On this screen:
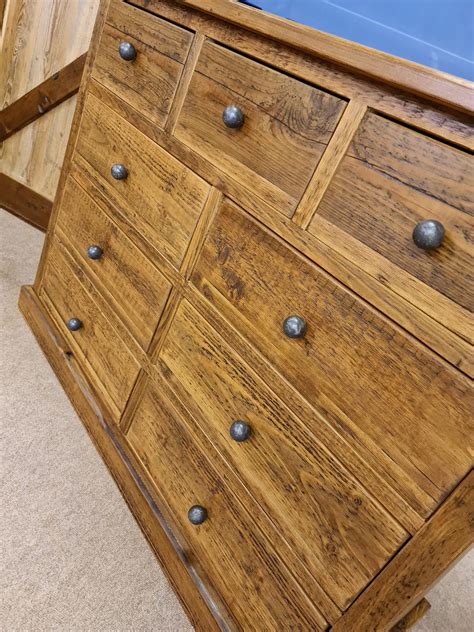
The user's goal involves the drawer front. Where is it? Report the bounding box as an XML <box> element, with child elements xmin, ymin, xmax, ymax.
<box><xmin>92</xmin><ymin>0</ymin><xmax>192</xmax><ymax>127</ymax></box>
<box><xmin>175</xmin><ymin>41</ymin><xmax>345</xmax><ymax>217</ymax></box>
<box><xmin>56</xmin><ymin>176</ymin><xmax>172</xmax><ymax>351</ymax></box>
<box><xmin>309</xmin><ymin>112</ymin><xmax>474</xmax><ymax>341</ymax></box>
<box><xmin>126</xmin><ymin>381</ymin><xmax>327</xmax><ymax>630</ymax></box>
<box><xmin>157</xmin><ymin>299</ymin><xmax>408</xmax><ymax>609</ymax></box>
<box><xmin>75</xmin><ymin>93</ymin><xmax>210</xmax><ymax>268</ymax></box>
<box><xmin>191</xmin><ymin>200</ymin><xmax>473</xmax><ymax>515</ymax></box>
<box><xmin>41</xmin><ymin>240</ymin><xmax>140</xmax><ymax>417</ymax></box>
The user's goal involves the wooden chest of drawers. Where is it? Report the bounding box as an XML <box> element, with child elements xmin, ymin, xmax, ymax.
<box><xmin>20</xmin><ymin>1</ymin><xmax>473</xmax><ymax>629</ymax></box>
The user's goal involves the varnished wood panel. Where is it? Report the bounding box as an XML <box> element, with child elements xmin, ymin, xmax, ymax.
<box><xmin>157</xmin><ymin>298</ymin><xmax>408</xmax><ymax>610</ymax></box>
<box><xmin>126</xmin><ymin>379</ymin><xmax>329</xmax><ymax>631</ymax></box>
<box><xmin>310</xmin><ymin>112</ymin><xmax>474</xmax><ymax>343</ymax></box>
<box><xmin>74</xmin><ymin>92</ymin><xmax>211</xmax><ymax>268</ymax></box>
<box><xmin>55</xmin><ymin>175</ymin><xmax>172</xmax><ymax>351</ymax></box>
<box><xmin>191</xmin><ymin>200</ymin><xmax>474</xmax><ymax>514</ymax></box>
<box><xmin>175</xmin><ymin>40</ymin><xmax>345</xmax><ymax>216</ymax></box>
<box><xmin>41</xmin><ymin>239</ymin><xmax>140</xmax><ymax>418</ymax></box>
<box><xmin>92</xmin><ymin>0</ymin><xmax>192</xmax><ymax>128</ymax></box>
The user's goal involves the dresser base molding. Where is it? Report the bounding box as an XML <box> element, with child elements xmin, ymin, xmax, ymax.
<box><xmin>18</xmin><ymin>285</ymin><xmax>220</xmax><ymax>632</ymax></box>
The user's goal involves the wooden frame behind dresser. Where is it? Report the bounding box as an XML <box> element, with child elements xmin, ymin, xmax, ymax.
<box><xmin>20</xmin><ymin>1</ymin><xmax>473</xmax><ymax>629</ymax></box>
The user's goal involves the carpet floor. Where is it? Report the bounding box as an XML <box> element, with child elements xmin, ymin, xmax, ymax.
<box><xmin>1</xmin><ymin>208</ymin><xmax>472</xmax><ymax>631</ymax></box>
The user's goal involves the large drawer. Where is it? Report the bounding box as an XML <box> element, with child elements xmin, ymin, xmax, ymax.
<box><xmin>93</xmin><ymin>0</ymin><xmax>193</xmax><ymax>128</ymax></box>
<box><xmin>75</xmin><ymin>92</ymin><xmax>210</xmax><ymax>268</ymax></box>
<box><xmin>191</xmin><ymin>200</ymin><xmax>474</xmax><ymax>516</ymax></box>
<box><xmin>56</xmin><ymin>176</ymin><xmax>172</xmax><ymax>351</ymax></box>
<box><xmin>175</xmin><ymin>41</ymin><xmax>345</xmax><ymax>217</ymax></box>
<box><xmin>156</xmin><ymin>298</ymin><xmax>408</xmax><ymax>610</ymax></box>
<box><xmin>309</xmin><ymin>112</ymin><xmax>474</xmax><ymax>346</ymax></box>
<box><xmin>125</xmin><ymin>379</ymin><xmax>327</xmax><ymax>630</ymax></box>
<box><xmin>41</xmin><ymin>240</ymin><xmax>141</xmax><ymax>419</ymax></box>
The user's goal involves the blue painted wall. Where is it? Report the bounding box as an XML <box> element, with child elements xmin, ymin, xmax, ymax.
<box><xmin>243</xmin><ymin>0</ymin><xmax>474</xmax><ymax>80</ymax></box>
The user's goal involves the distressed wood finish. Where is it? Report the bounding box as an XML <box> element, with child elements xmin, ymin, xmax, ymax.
<box><xmin>55</xmin><ymin>176</ymin><xmax>172</xmax><ymax>351</ymax></box>
<box><xmin>74</xmin><ymin>92</ymin><xmax>211</xmax><ymax>268</ymax></box>
<box><xmin>41</xmin><ymin>240</ymin><xmax>141</xmax><ymax>419</ymax></box>
<box><xmin>309</xmin><ymin>112</ymin><xmax>474</xmax><ymax>344</ymax></box>
<box><xmin>92</xmin><ymin>1</ymin><xmax>192</xmax><ymax>128</ymax></box>
<box><xmin>191</xmin><ymin>201</ymin><xmax>474</xmax><ymax>514</ymax></box>
<box><xmin>175</xmin><ymin>40</ymin><xmax>345</xmax><ymax>216</ymax></box>
<box><xmin>333</xmin><ymin>471</ymin><xmax>474</xmax><ymax>631</ymax></box>
<box><xmin>156</xmin><ymin>298</ymin><xmax>408</xmax><ymax>610</ymax></box>
<box><xmin>126</xmin><ymin>380</ymin><xmax>328</xmax><ymax>631</ymax></box>
<box><xmin>20</xmin><ymin>0</ymin><xmax>474</xmax><ymax>630</ymax></box>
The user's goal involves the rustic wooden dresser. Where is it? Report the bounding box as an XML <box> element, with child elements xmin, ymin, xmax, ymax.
<box><xmin>20</xmin><ymin>1</ymin><xmax>473</xmax><ymax>629</ymax></box>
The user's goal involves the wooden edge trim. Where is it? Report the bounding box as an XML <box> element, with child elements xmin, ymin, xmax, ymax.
<box><xmin>18</xmin><ymin>284</ymin><xmax>221</xmax><ymax>632</ymax></box>
<box><xmin>390</xmin><ymin>598</ymin><xmax>431</xmax><ymax>631</ymax></box>
<box><xmin>133</xmin><ymin>0</ymin><xmax>474</xmax><ymax>114</ymax></box>
<box><xmin>0</xmin><ymin>53</ymin><xmax>87</xmax><ymax>142</ymax></box>
<box><xmin>292</xmin><ymin>100</ymin><xmax>367</xmax><ymax>229</ymax></box>
<box><xmin>166</xmin><ymin>32</ymin><xmax>206</xmax><ymax>134</ymax></box>
<box><xmin>333</xmin><ymin>470</ymin><xmax>474</xmax><ymax>631</ymax></box>
<box><xmin>0</xmin><ymin>173</ymin><xmax>52</xmax><ymax>231</ymax></box>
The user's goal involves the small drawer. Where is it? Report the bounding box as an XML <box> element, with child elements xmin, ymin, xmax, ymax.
<box><xmin>56</xmin><ymin>176</ymin><xmax>172</xmax><ymax>351</ymax></box>
<box><xmin>92</xmin><ymin>0</ymin><xmax>193</xmax><ymax>127</ymax></box>
<box><xmin>74</xmin><ymin>92</ymin><xmax>210</xmax><ymax>268</ymax></box>
<box><xmin>41</xmin><ymin>240</ymin><xmax>141</xmax><ymax>419</ymax></box>
<box><xmin>156</xmin><ymin>298</ymin><xmax>408</xmax><ymax>610</ymax></box>
<box><xmin>309</xmin><ymin>112</ymin><xmax>474</xmax><ymax>344</ymax></box>
<box><xmin>191</xmin><ymin>200</ymin><xmax>473</xmax><ymax>516</ymax></box>
<box><xmin>175</xmin><ymin>41</ymin><xmax>345</xmax><ymax>217</ymax></box>
<box><xmin>126</xmin><ymin>379</ymin><xmax>327</xmax><ymax>630</ymax></box>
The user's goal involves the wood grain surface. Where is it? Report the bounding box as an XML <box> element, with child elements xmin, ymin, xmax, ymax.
<box><xmin>40</xmin><ymin>240</ymin><xmax>140</xmax><ymax>418</ymax></box>
<box><xmin>157</xmin><ymin>298</ymin><xmax>408</xmax><ymax>610</ymax></box>
<box><xmin>192</xmin><ymin>201</ymin><xmax>474</xmax><ymax>513</ymax></box>
<box><xmin>74</xmin><ymin>92</ymin><xmax>211</xmax><ymax>268</ymax></box>
<box><xmin>55</xmin><ymin>176</ymin><xmax>172</xmax><ymax>351</ymax></box>
<box><xmin>175</xmin><ymin>40</ymin><xmax>345</xmax><ymax>216</ymax></box>
<box><xmin>92</xmin><ymin>0</ymin><xmax>192</xmax><ymax>128</ymax></box>
<box><xmin>126</xmin><ymin>380</ymin><xmax>328</xmax><ymax>631</ymax></box>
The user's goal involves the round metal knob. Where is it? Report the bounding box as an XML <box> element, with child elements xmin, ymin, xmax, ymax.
<box><xmin>412</xmin><ymin>219</ymin><xmax>445</xmax><ymax>250</ymax></box>
<box><xmin>111</xmin><ymin>163</ymin><xmax>128</xmax><ymax>180</ymax></box>
<box><xmin>118</xmin><ymin>41</ymin><xmax>137</xmax><ymax>61</ymax></box>
<box><xmin>86</xmin><ymin>244</ymin><xmax>103</xmax><ymax>260</ymax></box>
<box><xmin>229</xmin><ymin>420</ymin><xmax>251</xmax><ymax>442</ymax></box>
<box><xmin>283</xmin><ymin>315</ymin><xmax>306</xmax><ymax>339</ymax></box>
<box><xmin>188</xmin><ymin>505</ymin><xmax>207</xmax><ymax>525</ymax></box>
<box><xmin>222</xmin><ymin>105</ymin><xmax>244</xmax><ymax>129</ymax></box>
<box><xmin>66</xmin><ymin>318</ymin><xmax>82</xmax><ymax>332</ymax></box>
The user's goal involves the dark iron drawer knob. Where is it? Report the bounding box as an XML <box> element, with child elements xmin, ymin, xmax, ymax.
<box><xmin>229</xmin><ymin>420</ymin><xmax>251</xmax><ymax>442</ymax></box>
<box><xmin>111</xmin><ymin>163</ymin><xmax>128</xmax><ymax>180</ymax></box>
<box><xmin>188</xmin><ymin>505</ymin><xmax>207</xmax><ymax>525</ymax></box>
<box><xmin>222</xmin><ymin>105</ymin><xmax>244</xmax><ymax>129</ymax></box>
<box><xmin>118</xmin><ymin>41</ymin><xmax>137</xmax><ymax>61</ymax></box>
<box><xmin>412</xmin><ymin>219</ymin><xmax>445</xmax><ymax>250</ymax></box>
<box><xmin>66</xmin><ymin>317</ymin><xmax>82</xmax><ymax>331</ymax></box>
<box><xmin>283</xmin><ymin>315</ymin><xmax>306</xmax><ymax>339</ymax></box>
<box><xmin>86</xmin><ymin>244</ymin><xmax>103</xmax><ymax>260</ymax></box>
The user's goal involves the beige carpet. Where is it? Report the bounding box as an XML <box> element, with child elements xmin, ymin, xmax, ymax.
<box><xmin>0</xmin><ymin>208</ymin><xmax>472</xmax><ymax>631</ymax></box>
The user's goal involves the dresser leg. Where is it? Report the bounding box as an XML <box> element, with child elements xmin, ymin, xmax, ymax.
<box><xmin>390</xmin><ymin>598</ymin><xmax>431</xmax><ymax>631</ymax></box>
